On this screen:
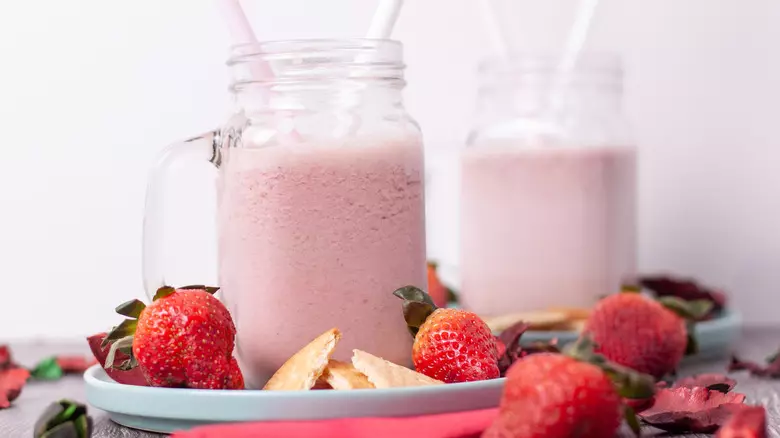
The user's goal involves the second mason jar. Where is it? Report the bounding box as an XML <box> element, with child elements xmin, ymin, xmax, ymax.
<box><xmin>459</xmin><ymin>54</ymin><xmax>637</xmax><ymax>316</ymax></box>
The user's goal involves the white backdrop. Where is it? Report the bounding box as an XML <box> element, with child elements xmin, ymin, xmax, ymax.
<box><xmin>1</xmin><ymin>0</ymin><xmax>778</xmax><ymax>339</ymax></box>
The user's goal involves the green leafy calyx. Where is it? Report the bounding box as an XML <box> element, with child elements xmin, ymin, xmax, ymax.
<box><xmin>33</xmin><ymin>399</ymin><xmax>92</xmax><ymax>438</ymax></box>
<box><xmin>564</xmin><ymin>337</ymin><xmax>656</xmax><ymax>400</ymax></box>
<box><xmin>392</xmin><ymin>285</ymin><xmax>438</xmax><ymax>337</ymax></box>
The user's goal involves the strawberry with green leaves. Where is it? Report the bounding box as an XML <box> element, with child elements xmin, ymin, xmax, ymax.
<box><xmin>103</xmin><ymin>285</ymin><xmax>243</xmax><ymax>389</ymax></box>
<box><xmin>484</xmin><ymin>338</ymin><xmax>656</xmax><ymax>438</ymax></box>
<box><xmin>394</xmin><ymin>286</ymin><xmax>499</xmax><ymax>383</ymax></box>
<box><xmin>584</xmin><ymin>289</ymin><xmax>712</xmax><ymax>379</ymax></box>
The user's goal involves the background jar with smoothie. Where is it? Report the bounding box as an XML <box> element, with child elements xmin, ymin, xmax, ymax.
<box><xmin>459</xmin><ymin>54</ymin><xmax>637</xmax><ymax>316</ymax></box>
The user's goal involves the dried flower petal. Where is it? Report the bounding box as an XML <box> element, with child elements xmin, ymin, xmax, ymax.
<box><xmin>87</xmin><ymin>333</ymin><xmax>148</xmax><ymax>386</ymax></box>
<box><xmin>639</xmin><ymin>386</ymin><xmax>746</xmax><ymax>433</ymax></box>
<box><xmin>494</xmin><ymin>337</ymin><xmax>506</xmax><ymax>360</ymax></box>
<box><xmin>639</xmin><ymin>275</ymin><xmax>727</xmax><ymax>320</ymax></box>
<box><xmin>496</xmin><ymin>322</ymin><xmax>560</xmax><ymax>376</ymax></box>
<box><xmin>0</xmin><ymin>345</ymin><xmax>21</xmax><ymax>371</ymax></box>
<box><xmin>0</xmin><ymin>367</ymin><xmax>30</xmax><ymax>409</ymax></box>
<box><xmin>497</xmin><ymin>321</ymin><xmax>530</xmax><ymax>352</ymax></box>
<box><xmin>520</xmin><ymin>340</ymin><xmax>561</xmax><ymax>357</ymax></box>
<box><xmin>674</xmin><ymin>373</ymin><xmax>737</xmax><ymax>393</ymax></box>
<box><xmin>729</xmin><ymin>355</ymin><xmax>780</xmax><ymax>378</ymax></box>
<box><xmin>497</xmin><ymin>322</ymin><xmax>530</xmax><ymax>375</ymax></box>
<box><xmin>0</xmin><ymin>346</ymin><xmax>10</xmax><ymax>369</ymax></box>
<box><xmin>56</xmin><ymin>356</ymin><xmax>97</xmax><ymax>374</ymax></box>
<box><xmin>716</xmin><ymin>405</ymin><xmax>767</xmax><ymax>438</ymax></box>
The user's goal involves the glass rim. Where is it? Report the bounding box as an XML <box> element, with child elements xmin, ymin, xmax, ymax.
<box><xmin>478</xmin><ymin>51</ymin><xmax>623</xmax><ymax>75</ymax></box>
<box><xmin>226</xmin><ymin>38</ymin><xmax>403</xmax><ymax>66</ymax></box>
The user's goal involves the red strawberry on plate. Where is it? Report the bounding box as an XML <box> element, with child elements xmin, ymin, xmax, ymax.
<box><xmin>584</xmin><ymin>290</ymin><xmax>710</xmax><ymax>379</ymax></box>
<box><xmin>102</xmin><ymin>285</ymin><xmax>243</xmax><ymax>389</ymax></box>
<box><xmin>394</xmin><ymin>286</ymin><xmax>499</xmax><ymax>383</ymax></box>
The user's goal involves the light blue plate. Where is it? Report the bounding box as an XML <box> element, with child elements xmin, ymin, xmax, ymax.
<box><xmin>84</xmin><ymin>366</ymin><xmax>505</xmax><ymax>434</ymax></box>
<box><xmin>519</xmin><ymin>310</ymin><xmax>742</xmax><ymax>362</ymax></box>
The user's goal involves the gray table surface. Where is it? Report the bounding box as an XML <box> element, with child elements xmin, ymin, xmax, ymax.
<box><xmin>1</xmin><ymin>328</ymin><xmax>779</xmax><ymax>437</ymax></box>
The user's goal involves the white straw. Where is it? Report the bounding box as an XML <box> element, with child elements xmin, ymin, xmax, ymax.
<box><xmin>354</xmin><ymin>0</ymin><xmax>404</xmax><ymax>66</ymax></box>
<box><xmin>217</xmin><ymin>0</ymin><xmax>258</xmax><ymax>45</ymax></box>
<box><xmin>547</xmin><ymin>0</ymin><xmax>601</xmax><ymax>114</ymax></box>
<box><xmin>334</xmin><ymin>0</ymin><xmax>406</xmax><ymax>137</ymax></box>
<box><xmin>216</xmin><ymin>0</ymin><xmax>272</xmax><ymax>78</ymax></box>
<box><xmin>478</xmin><ymin>0</ymin><xmax>510</xmax><ymax>58</ymax></box>
<box><xmin>366</xmin><ymin>0</ymin><xmax>405</xmax><ymax>39</ymax></box>
<box><xmin>216</xmin><ymin>0</ymin><xmax>304</xmax><ymax>141</ymax></box>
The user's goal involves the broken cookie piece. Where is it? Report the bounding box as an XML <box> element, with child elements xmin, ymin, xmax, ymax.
<box><xmin>264</xmin><ymin>328</ymin><xmax>341</xmax><ymax>391</ymax></box>
<box><xmin>351</xmin><ymin>349</ymin><xmax>443</xmax><ymax>388</ymax></box>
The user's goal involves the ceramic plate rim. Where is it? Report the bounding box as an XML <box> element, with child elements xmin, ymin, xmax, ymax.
<box><xmin>84</xmin><ymin>365</ymin><xmax>505</xmax><ymax>421</ymax></box>
<box><xmin>518</xmin><ymin>309</ymin><xmax>740</xmax><ymax>338</ymax></box>
<box><xmin>84</xmin><ymin>365</ymin><xmax>505</xmax><ymax>397</ymax></box>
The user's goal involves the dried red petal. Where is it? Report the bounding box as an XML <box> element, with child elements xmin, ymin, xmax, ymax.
<box><xmin>497</xmin><ymin>321</ymin><xmax>530</xmax><ymax>353</ymax></box>
<box><xmin>496</xmin><ymin>322</ymin><xmax>561</xmax><ymax>376</ymax></box>
<box><xmin>729</xmin><ymin>354</ymin><xmax>780</xmax><ymax>379</ymax></box>
<box><xmin>494</xmin><ymin>337</ymin><xmax>506</xmax><ymax>360</ymax></box>
<box><xmin>674</xmin><ymin>373</ymin><xmax>737</xmax><ymax>393</ymax></box>
<box><xmin>519</xmin><ymin>340</ymin><xmax>560</xmax><ymax>357</ymax></box>
<box><xmin>716</xmin><ymin>405</ymin><xmax>767</xmax><ymax>438</ymax></box>
<box><xmin>640</xmin><ymin>275</ymin><xmax>727</xmax><ymax>320</ymax></box>
<box><xmin>639</xmin><ymin>387</ymin><xmax>746</xmax><ymax>433</ymax></box>
<box><xmin>87</xmin><ymin>333</ymin><xmax>149</xmax><ymax>386</ymax></box>
<box><xmin>0</xmin><ymin>345</ymin><xmax>21</xmax><ymax>371</ymax></box>
<box><xmin>0</xmin><ymin>346</ymin><xmax>10</xmax><ymax>369</ymax></box>
<box><xmin>56</xmin><ymin>356</ymin><xmax>98</xmax><ymax>374</ymax></box>
<box><xmin>497</xmin><ymin>322</ymin><xmax>530</xmax><ymax>376</ymax></box>
<box><xmin>0</xmin><ymin>368</ymin><xmax>30</xmax><ymax>409</ymax></box>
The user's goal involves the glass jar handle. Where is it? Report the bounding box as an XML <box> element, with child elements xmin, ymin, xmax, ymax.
<box><xmin>142</xmin><ymin>129</ymin><xmax>222</xmax><ymax>300</ymax></box>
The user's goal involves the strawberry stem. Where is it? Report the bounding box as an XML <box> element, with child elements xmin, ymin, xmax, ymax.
<box><xmin>393</xmin><ymin>286</ymin><xmax>438</xmax><ymax>337</ymax></box>
<box><xmin>565</xmin><ymin>337</ymin><xmax>656</xmax><ymax>400</ymax></box>
<box><xmin>153</xmin><ymin>286</ymin><xmax>176</xmax><ymax>301</ymax></box>
<box><xmin>657</xmin><ymin>296</ymin><xmax>711</xmax><ymax>356</ymax></box>
<box><xmin>179</xmin><ymin>285</ymin><xmax>220</xmax><ymax>294</ymax></box>
<box><xmin>623</xmin><ymin>405</ymin><xmax>641</xmax><ymax>437</ymax></box>
<box><xmin>101</xmin><ymin>319</ymin><xmax>137</xmax><ymax>348</ymax></box>
<box><xmin>621</xmin><ymin>284</ymin><xmax>642</xmax><ymax>293</ymax></box>
<box><xmin>115</xmin><ymin>299</ymin><xmax>146</xmax><ymax>319</ymax></box>
<box><xmin>658</xmin><ymin>296</ymin><xmax>713</xmax><ymax>320</ymax></box>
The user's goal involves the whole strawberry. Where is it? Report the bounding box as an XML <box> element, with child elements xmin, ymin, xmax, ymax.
<box><xmin>584</xmin><ymin>291</ymin><xmax>691</xmax><ymax>379</ymax></box>
<box><xmin>484</xmin><ymin>353</ymin><xmax>623</xmax><ymax>438</ymax></box>
<box><xmin>394</xmin><ymin>286</ymin><xmax>499</xmax><ymax>383</ymax></box>
<box><xmin>103</xmin><ymin>285</ymin><xmax>243</xmax><ymax>389</ymax></box>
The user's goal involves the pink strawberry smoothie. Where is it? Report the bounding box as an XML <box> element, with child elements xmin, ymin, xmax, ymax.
<box><xmin>217</xmin><ymin>139</ymin><xmax>425</xmax><ymax>388</ymax></box>
<box><xmin>459</xmin><ymin>144</ymin><xmax>636</xmax><ymax>316</ymax></box>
